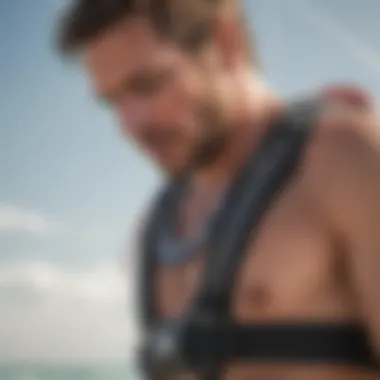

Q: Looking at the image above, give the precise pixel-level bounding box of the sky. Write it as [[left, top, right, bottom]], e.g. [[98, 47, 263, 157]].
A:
[[1, 0, 380, 365]]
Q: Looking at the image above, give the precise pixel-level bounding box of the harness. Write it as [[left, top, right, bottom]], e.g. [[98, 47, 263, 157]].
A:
[[137, 98, 378, 380]]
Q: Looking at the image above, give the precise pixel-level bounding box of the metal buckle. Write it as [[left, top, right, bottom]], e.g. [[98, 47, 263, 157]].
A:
[[140, 323, 188, 380]]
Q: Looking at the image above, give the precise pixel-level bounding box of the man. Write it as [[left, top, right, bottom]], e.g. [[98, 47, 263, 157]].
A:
[[56, 0, 380, 379]]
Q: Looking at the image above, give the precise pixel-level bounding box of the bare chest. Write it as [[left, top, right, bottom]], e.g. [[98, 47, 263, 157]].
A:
[[154, 184, 335, 320]]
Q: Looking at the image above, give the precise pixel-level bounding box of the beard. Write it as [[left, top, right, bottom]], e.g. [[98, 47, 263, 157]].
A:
[[146, 97, 231, 178], [188, 100, 230, 170]]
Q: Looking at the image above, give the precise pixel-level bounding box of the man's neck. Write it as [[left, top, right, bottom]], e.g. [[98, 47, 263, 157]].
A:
[[194, 79, 283, 194]]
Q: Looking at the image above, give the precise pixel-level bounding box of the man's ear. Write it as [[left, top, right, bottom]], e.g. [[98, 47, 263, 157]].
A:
[[212, 16, 245, 70]]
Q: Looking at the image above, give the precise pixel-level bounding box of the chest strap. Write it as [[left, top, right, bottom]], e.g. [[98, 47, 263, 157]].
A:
[[182, 322, 378, 368]]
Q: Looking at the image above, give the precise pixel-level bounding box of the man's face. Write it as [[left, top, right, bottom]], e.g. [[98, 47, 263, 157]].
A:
[[83, 17, 229, 176]]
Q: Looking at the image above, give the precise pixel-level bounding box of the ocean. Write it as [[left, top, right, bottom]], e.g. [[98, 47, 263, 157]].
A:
[[0, 365, 137, 380]]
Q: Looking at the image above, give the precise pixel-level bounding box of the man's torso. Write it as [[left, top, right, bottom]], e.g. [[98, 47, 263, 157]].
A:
[[151, 114, 378, 380]]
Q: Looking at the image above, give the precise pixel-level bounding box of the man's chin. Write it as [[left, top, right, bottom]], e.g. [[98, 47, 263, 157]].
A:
[[151, 155, 189, 178]]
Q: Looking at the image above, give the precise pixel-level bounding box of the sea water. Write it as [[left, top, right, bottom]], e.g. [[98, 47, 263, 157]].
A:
[[0, 365, 138, 380]]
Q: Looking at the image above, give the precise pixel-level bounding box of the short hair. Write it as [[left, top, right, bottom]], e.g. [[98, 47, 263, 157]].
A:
[[55, 0, 253, 60]]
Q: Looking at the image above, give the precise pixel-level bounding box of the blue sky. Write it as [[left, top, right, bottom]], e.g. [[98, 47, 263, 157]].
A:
[[0, 0, 379, 364]]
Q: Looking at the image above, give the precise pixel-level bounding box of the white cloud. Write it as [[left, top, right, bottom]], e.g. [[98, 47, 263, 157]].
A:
[[0, 203, 133, 244], [0, 203, 140, 362], [0, 260, 138, 363], [0, 204, 56, 237]]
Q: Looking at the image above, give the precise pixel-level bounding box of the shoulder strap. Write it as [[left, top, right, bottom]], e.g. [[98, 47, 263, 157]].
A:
[[138, 180, 183, 328], [192, 98, 323, 316]]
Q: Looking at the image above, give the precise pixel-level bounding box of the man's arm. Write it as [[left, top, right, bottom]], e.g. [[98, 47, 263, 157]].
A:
[[313, 108, 380, 355]]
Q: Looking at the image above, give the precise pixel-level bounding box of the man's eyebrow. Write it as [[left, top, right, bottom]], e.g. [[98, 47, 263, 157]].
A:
[[95, 67, 159, 104]]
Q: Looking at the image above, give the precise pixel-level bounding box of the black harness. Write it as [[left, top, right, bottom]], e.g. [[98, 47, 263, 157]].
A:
[[138, 99, 378, 380]]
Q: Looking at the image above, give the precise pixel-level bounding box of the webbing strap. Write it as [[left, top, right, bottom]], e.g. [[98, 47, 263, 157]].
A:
[[183, 99, 322, 379], [138, 181, 182, 326], [193, 98, 321, 316], [182, 322, 378, 368]]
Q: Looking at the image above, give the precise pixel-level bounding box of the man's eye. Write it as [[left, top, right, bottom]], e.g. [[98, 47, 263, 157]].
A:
[[131, 70, 171, 96]]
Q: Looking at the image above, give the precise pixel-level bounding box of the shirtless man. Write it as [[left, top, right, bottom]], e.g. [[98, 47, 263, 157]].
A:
[[56, 0, 380, 379]]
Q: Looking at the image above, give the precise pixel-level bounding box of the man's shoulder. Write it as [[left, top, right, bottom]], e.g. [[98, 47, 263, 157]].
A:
[[301, 83, 376, 149], [310, 103, 380, 171], [303, 101, 380, 220]]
